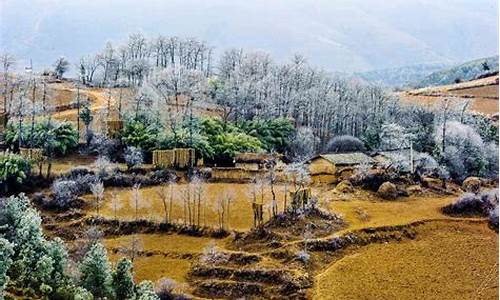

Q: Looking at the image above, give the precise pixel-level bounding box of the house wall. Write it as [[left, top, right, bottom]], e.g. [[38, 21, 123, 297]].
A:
[[309, 158, 336, 175], [236, 162, 260, 171], [311, 174, 337, 184]]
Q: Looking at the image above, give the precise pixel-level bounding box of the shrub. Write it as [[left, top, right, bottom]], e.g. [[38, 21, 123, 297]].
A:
[[156, 278, 177, 300], [326, 135, 365, 153], [200, 241, 228, 265], [122, 119, 160, 152], [124, 146, 144, 169], [87, 133, 122, 158], [444, 190, 498, 216], [5, 120, 78, 156], [94, 156, 115, 178], [51, 179, 79, 209], [488, 206, 498, 229], [0, 152, 32, 193]]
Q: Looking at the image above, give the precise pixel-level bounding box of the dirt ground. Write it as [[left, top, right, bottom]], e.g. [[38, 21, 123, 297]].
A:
[[313, 220, 498, 300]]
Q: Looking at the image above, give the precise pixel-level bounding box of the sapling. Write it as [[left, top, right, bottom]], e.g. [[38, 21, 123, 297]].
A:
[[90, 180, 104, 218]]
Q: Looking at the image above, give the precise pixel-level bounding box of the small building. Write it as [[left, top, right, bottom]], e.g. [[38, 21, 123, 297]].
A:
[[234, 152, 282, 171], [308, 152, 375, 184]]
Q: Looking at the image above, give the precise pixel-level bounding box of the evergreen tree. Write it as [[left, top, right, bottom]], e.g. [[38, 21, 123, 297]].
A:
[[0, 238, 14, 298], [135, 280, 160, 300], [112, 257, 135, 300], [80, 242, 113, 299]]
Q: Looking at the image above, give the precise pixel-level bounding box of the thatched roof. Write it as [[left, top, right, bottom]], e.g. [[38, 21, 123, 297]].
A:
[[311, 152, 374, 166], [235, 152, 281, 164]]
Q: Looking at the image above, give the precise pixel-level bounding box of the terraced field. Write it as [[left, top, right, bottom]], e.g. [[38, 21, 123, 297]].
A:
[[313, 220, 498, 300], [398, 75, 499, 115]]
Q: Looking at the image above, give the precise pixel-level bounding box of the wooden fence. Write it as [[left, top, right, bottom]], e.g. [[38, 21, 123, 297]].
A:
[[152, 148, 195, 169]]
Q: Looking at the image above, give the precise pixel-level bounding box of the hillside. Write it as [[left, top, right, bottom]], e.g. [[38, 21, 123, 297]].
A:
[[357, 63, 450, 88], [416, 56, 499, 88], [398, 75, 499, 115]]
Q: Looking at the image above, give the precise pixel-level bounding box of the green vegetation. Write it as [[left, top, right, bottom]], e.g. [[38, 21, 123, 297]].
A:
[[5, 120, 79, 156], [0, 194, 162, 300], [122, 116, 293, 164], [0, 152, 32, 193]]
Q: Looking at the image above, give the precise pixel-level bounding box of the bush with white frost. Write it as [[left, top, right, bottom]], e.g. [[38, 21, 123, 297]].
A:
[[437, 121, 490, 181], [124, 146, 144, 170], [200, 241, 228, 265], [296, 250, 310, 264], [51, 179, 79, 209], [444, 190, 498, 216]]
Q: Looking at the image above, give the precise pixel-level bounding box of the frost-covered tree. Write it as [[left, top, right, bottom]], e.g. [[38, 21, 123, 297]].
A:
[[287, 127, 317, 160], [124, 146, 144, 170], [90, 180, 105, 217], [0, 238, 13, 296], [135, 280, 160, 300], [112, 257, 135, 300], [0, 194, 70, 296], [79, 242, 113, 299], [436, 121, 488, 181], [379, 123, 409, 150]]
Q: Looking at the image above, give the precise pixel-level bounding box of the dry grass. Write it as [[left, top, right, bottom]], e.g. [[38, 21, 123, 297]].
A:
[[88, 183, 291, 231], [313, 221, 499, 300], [325, 195, 457, 232], [104, 234, 224, 284], [104, 233, 225, 253]]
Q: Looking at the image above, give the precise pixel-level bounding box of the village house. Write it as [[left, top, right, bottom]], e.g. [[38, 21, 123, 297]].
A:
[[234, 152, 283, 171], [307, 152, 375, 184]]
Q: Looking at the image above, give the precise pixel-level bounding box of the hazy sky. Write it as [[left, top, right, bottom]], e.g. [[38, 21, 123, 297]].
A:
[[1, 0, 498, 73]]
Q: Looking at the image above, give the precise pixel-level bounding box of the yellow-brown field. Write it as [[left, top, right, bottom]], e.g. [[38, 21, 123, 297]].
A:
[[326, 195, 456, 232], [398, 75, 499, 115], [87, 183, 291, 231], [104, 234, 225, 284], [313, 220, 498, 300]]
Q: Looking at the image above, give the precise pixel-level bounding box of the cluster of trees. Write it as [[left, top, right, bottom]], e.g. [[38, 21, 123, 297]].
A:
[[0, 193, 184, 299], [4, 120, 79, 178], [118, 115, 294, 165], [78, 34, 213, 86]]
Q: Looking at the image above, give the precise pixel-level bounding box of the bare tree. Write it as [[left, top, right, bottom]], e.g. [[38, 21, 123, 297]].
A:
[[90, 180, 105, 218], [111, 193, 123, 221]]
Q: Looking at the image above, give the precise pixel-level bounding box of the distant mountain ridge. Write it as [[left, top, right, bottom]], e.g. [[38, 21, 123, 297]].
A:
[[0, 0, 498, 73], [356, 63, 450, 88], [415, 56, 499, 88]]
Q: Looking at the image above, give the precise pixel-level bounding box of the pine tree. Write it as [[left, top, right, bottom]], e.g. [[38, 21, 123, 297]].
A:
[[0, 238, 14, 298], [79, 242, 113, 299], [112, 257, 135, 300], [135, 280, 160, 300]]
